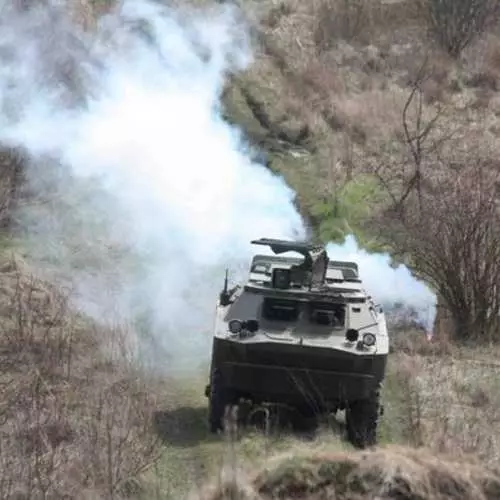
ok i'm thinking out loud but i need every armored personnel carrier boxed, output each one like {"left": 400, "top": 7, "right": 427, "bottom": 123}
{"left": 204, "top": 238, "right": 389, "bottom": 448}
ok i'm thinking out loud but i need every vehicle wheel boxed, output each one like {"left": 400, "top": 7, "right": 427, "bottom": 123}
{"left": 208, "top": 370, "right": 227, "bottom": 433}
{"left": 294, "top": 404, "right": 319, "bottom": 434}
{"left": 345, "top": 391, "right": 380, "bottom": 449}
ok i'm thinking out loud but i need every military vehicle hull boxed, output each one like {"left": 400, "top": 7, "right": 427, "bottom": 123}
{"left": 205, "top": 238, "right": 390, "bottom": 449}
{"left": 208, "top": 336, "right": 386, "bottom": 411}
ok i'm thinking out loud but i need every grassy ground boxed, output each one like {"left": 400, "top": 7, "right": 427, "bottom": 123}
{"left": 1, "top": 215, "right": 499, "bottom": 498}
{"left": 200, "top": 445, "right": 500, "bottom": 499}
{"left": 1, "top": 237, "right": 497, "bottom": 498}
{"left": 135, "top": 335, "right": 500, "bottom": 498}
{"left": 140, "top": 369, "right": 352, "bottom": 499}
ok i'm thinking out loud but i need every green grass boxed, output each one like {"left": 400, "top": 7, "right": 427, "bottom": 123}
{"left": 309, "top": 174, "right": 390, "bottom": 248}
{"left": 137, "top": 369, "right": 350, "bottom": 498}
{"left": 140, "top": 345, "right": 500, "bottom": 496}
{"left": 137, "top": 352, "right": 425, "bottom": 498}
{"left": 142, "top": 428, "right": 351, "bottom": 499}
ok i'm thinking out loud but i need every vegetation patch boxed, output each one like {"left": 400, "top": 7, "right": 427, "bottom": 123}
{"left": 201, "top": 445, "right": 500, "bottom": 499}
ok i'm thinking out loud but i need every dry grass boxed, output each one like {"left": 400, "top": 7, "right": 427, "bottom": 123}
{"left": 227, "top": 0, "right": 500, "bottom": 225}
{"left": 385, "top": 349, "right": 500, "bottom": 465}
{"left": 199, "top": 445, "right": 500, "bottom": 499}
{"left": 0, "top": 252, "right": 162, "bottom": 499}
{"left": 187, "top": 344, "right": 500, "bottom": 500}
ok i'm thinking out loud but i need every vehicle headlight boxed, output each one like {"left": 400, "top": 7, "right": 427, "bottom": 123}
{"left": 346, "top": 329, "right": 359, "bottom": 342}
{"left": 362, "top": 333, "right": 376, "bottom": 347}
{"left": 228, "top": 319, "right": 243, "bottom": 334}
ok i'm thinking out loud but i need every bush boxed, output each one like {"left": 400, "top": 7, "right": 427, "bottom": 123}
{"left": 417, "top": 0, "right": 500, "bottom": 57}
{"left": 313, "top": 0, "right": 373, "bottom": 50}
{"left": 0, "top": 256, "right": 161, "bottom": 497}
{"left": 380, "top": 161, "right": 500, "bottom": 344}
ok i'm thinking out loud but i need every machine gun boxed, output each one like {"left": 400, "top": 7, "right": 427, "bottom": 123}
{"left": 251, "top": 238, "right": 329, "bottom": 290}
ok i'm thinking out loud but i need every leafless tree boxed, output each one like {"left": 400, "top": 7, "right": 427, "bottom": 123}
{"left": 380, "top": 162, "right": 500, "bottom": 343}
{"left": 417, "top": 0, "right": 500, "bottom": 57}
{"left": 371, "top": 63, "right": 500, "bottom": 343}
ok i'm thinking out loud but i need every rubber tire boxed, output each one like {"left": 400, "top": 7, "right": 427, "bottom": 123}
{"left": 295, "top": 404, "right": 319, "bottom": 434}
{"left": 345, "top": 392, "right": 380, "bottom": 449}
{"left": 208, "top": 370, "right": 227, "bottom": 434}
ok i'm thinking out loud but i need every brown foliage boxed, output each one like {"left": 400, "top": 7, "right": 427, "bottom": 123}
{"left": 371, "top": 62, "right": 500, "bottom": 344}
{"left": 0, "top": 256, "right": 161, "bottom": 498}
{"left": 313, "top": 0, "right": 373, "bottom": 50}
{"left": 383, "top": 162, "right": 500, "bottom": 343}
{"left": 200, "top": 444, "right": 500, "bottom": 499}
{"left": 416, "top": 0, "right": 500, "bottom": 57}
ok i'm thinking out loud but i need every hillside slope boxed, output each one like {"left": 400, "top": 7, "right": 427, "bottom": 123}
{"left": 0, "top": 249, "right": 164, "bottom": 497}
{"left": 222, "top": 0, "right": 500, "bottom": 246}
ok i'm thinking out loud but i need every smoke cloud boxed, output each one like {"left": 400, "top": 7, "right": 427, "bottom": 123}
{"left": 0, "top": 0, "right": 435, "bottom": 374}
{"left": 0, "top": 0, "right": 305, "bottom": 372}
{"left": 327, "top": 236, "right": 436, "bottom": 332}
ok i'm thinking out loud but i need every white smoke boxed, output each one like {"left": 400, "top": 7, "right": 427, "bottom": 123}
{"left": 0, "top": 0, "right": 305, "bottom": 373}
{"left": 0, "top": 0, "right": 436, "bottom": 374}
{"left": 327, "top": 235, "right": 437, "bottom": 332}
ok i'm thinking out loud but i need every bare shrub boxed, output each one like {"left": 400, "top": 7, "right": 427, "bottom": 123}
{"left": 0, "top": 370, "right": 161, "bottom": 498}
{"left": 0, "top": 255, "right": 77, "bottom": 378}
{"left": 386, "top": 350, "right": 500, "bottom": 467}
{"left": 416, "top": 0, "right": 500, "bottom": 57}
{"left": 0, "top": 256, "right": 162, "bottom": 498}
{"left": 370, "top": 62, "right": 500, "bottom": 344}
{"left": 312, "top": 0, "right": 374, "bottom": 50}
{"left": 382, "top": 162, "right": 500, "bottom": 343}
{"left": 78, "top": 374, "right": 161, "bottom": 498}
